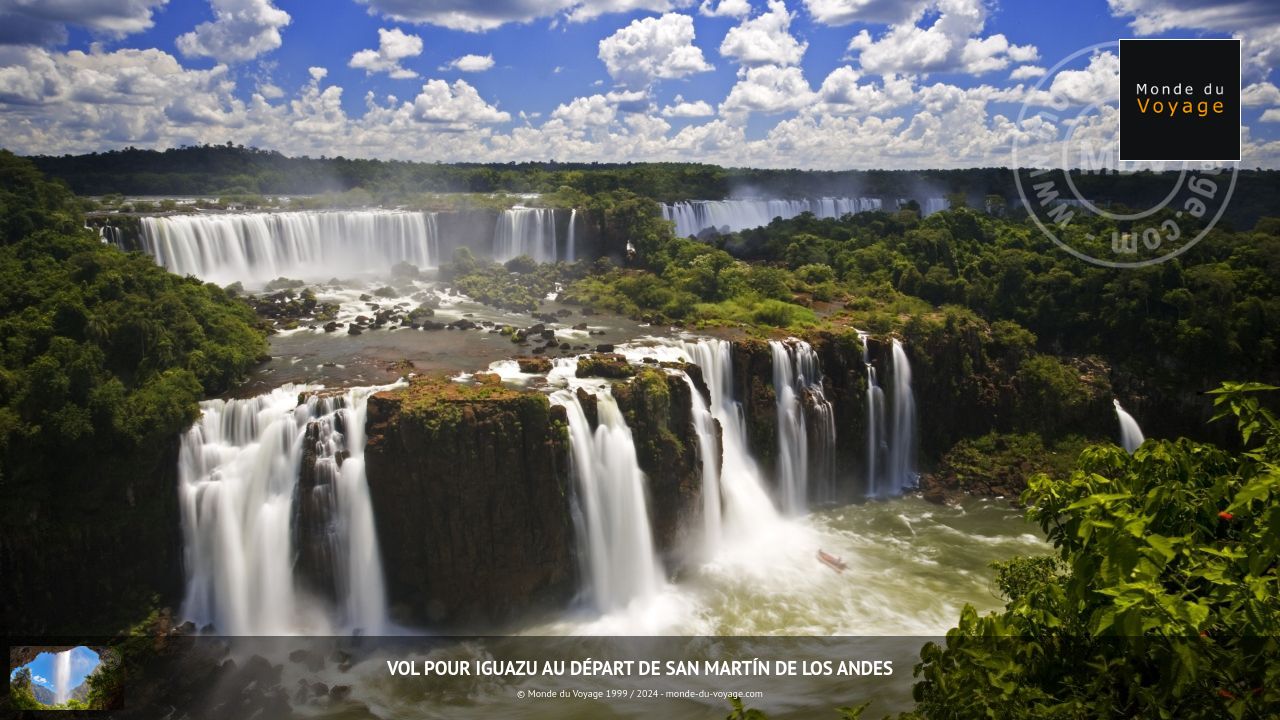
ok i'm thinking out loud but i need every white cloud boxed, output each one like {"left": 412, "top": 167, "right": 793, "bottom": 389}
{"left": 551, "top": 94, "right": 618, "bottom": 127}
{"left": 719, "top": 0, "right": 807, "bottom": 66}
{"left": 721, "top": 64, "right": 815, "bottom": 116}
{"left": 847, "top": 0, "right": 1037, "bottom": 76}
{"left": 1261, "top": 108, "right": 1280, "bottom": 122}
{"left": 699, "top": 0, "right": 751, "bottom": 18}
{"left": 816, "top": 66, "right": 914, "bottom": 114}
{"left": 258, "top": 81, "right": 284, "bottom": 98}
{"left": 176, "top": 0, "right": 291, "bottom": 63}
{"left": 308, "top": 66, "right": 327, "bottom": 82}
{"left": 598, "top": 13, "right": 712, "bottom": 88}
{"left": 411, "top": 78, "right": 510, "bottom": 126}
{"left": 354, "top": 0, "right": 693, "bottom": 32}
{"left": 800, "top": 0, "right": 927, "bottom": 25}
{"left": 0, "top": 0, "right": 169, "bottom": 45}
{"left": 662, "top": 95, "right": 715, "bottom": 116}
{"left": 441, "top": 53, "right": 495, "bottom": 72}
{"left": 32, "top": 674, "right": 50, "bottom": 686}
{"left": 1009, "top": 64, "right": 1045, "bottom": 80}
{"left": 1108, "top": 0, "right": 1280, "bottom": 80}
{"left": 349, "top": 27, "right": 423, "bottom": 79}
{"left": 1243, "top": 82, "right": 1280, "bottom": 107}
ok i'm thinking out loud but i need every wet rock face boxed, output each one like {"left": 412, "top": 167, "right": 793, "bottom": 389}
{"left": 730, "top": 339, "right": 779, "bottom": 483}
{"left": 363, "top": 378, "right": 575, "bottom": 628}
{"left": 610, "top": 368, "right": 710, "bottom": 566}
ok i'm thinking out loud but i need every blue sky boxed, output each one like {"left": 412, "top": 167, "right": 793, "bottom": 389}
{"left": 10, "top": 647, "right": 100, "bottom": 700}
{"left": 0, "top": 0, "right": 1276, "bottom": 168}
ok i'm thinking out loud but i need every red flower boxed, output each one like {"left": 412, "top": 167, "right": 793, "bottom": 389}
{"left": 1218, "top": 511, "right": 1234, "bottom": 521}
{"left": 1218, "top": 689, "right": 1235, "bottom": 700}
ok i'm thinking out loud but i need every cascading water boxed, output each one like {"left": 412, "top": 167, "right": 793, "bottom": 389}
{"left": 677, "top": 372, "right": 723, "bottom": 554}
{"left": 1114, "top": 399, "right": 1146, "bottom": 454}
{"left": 177, "top": 383, "right": 396, "bottom": 635}
{"left": 888, "top": 339, "right": 918, "bottom": 494}
{"left": 53, "top": 650, "right": 71, "bottom": 705}
{"left": 553, "top": 388, "right": 663, "bottom": 611}
{"left": 922, "top": 197, "right": 948, "bottom": 216}
{"left": 859, "top": 331, "right": 888, "bottom": 497}
{"left": 662, "top": 197, "right": 883, "bottom": 237}
{"left": 566, "top": 208, "right": 577, "bottom": 263}
{"left": 769, "top": 339, "right": 837, "bottom": 512}
{"left": 136, "top": 211, "right": 440, "bottom": 285}
{"left": 677, "top": 339, "right": 780, "bottom": 533}
{"left": 493, "top": 207, "right": 558, "bottom": 263}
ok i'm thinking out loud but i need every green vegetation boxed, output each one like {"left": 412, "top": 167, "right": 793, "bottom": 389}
{"left": 908, "top": 382, "right": 1280, "bottom": 719}
{"left": 0, "top": 151, "right": 268, "bottom": 634}
{"left": 728, "top": 383, "right": 1280, "bottom": 720}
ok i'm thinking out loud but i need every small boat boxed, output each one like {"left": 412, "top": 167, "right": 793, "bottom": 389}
{"left": 817, "top": 549, "right": 847, "bottom": 573}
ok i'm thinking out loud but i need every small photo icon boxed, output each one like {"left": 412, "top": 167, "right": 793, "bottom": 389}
{"left": 8, "top": 646, "right": 121, "bottom": 711}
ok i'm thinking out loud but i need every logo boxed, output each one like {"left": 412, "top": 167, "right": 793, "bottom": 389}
{"left": 1012, "top": 42, "right": 1239, "bottom": 268}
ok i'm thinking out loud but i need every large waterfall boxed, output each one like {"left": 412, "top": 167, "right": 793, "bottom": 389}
{"left": 177, "top": 383, "right": 395, "bottom": 635}
{"left": 554, "top": 388, "right": 664, "bottom": 611}
{"left": 859, "top": 334, "right": 917, "bottom": 497}
{"left": 769, "top": 339, "right": 837, "bottom": 512}
{"left": 566, "top": 208, "right": 578, "bottom": 262}
{"left": 1114, "top": 399, "right": 1146, "bottom": 454}
{"left": 53, "top": 650, "right": 71, "bottom": 705}
{"left": 494, "top": 207, "right": 558, "bottom": 263}
{"left": 662, "top": 197, "right": 883, "bottom": 237}
{"left": 888, "top": 339, "right": 918, "bottom": 493}
{"left": 677, "top": 339, "right": 781, "bottom": 536}
{"left": 137, "top": 211, "right": 440, "bottom": 285}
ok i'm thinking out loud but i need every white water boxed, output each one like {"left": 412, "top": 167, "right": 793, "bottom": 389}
{"left": 679, "top": 372, "right": 723, "bottom": 555}
{"left": 177, "top": 383, "right": 397, "bottom": 635}
{"left": 888, "top": 339, "right": 918, "bottom": 494}
{"left": 137, "top": 211, "right": 440, "bottom": 285}
{"left": 922, "top": 198, "right": 948, "bottom": 216}
{"left": 1114, "top": 399, "right": 1146, "bottom": 454}
{"left": 494, "top": 206, "right": 558, "bottom": 263}
{"left": 53, "top": 650, "right": 71, "bottom": 705}
{"left": 566, "top": 208, "right": 577, "bottom": 262}
{"left": 769, "top": 340, "right": 837, "bottom": 512}
{"left": 676, "top": 339, "right": 782, "bottom": 537}
{"left": 553, "top": 388, "right": 664, "bottom": 612}
{"left": 859, "top": 332, "right": 886, "bottom": 497}
{"left": 662, "top": 197, "right": 883, "bottom": 237}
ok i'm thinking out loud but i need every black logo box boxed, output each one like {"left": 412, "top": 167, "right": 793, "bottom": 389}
{"left": 1119, "top": 38, "right": 1241, "bottom": 162}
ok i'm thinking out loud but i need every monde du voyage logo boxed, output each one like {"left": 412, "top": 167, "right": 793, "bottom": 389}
{"left": 1013, "top": 39, "right": 1241, "bottom": 268}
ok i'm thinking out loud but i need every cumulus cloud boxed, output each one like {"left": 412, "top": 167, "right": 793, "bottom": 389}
{"left": 598, "top": 13, "right": 712, "bottom": 88}
{"left": 32, "top": 674, "right": 50, "bottom": 686}
{"left": 176, "top": 0, "right": 290, "bottom": 63}
{"left": 847, "top": 0, "right": 1037, "bottom": 76}
{"left": 354, "top": 0, "right": 693, "bottom": 32}
{"left": 719, "top": 0, "right": 807, "bottom": 66}
{"left": 1243, "top": 82, "right": 1280, "bottom": 107}
{"left": 1009, "top": 64, "right": 1045, "bottom": 80}
{"left": 410, "top": 78, "right": 510, "bottom": 126}
{"left": 800, "top": 0, "right": 927, "bottom": 25}
{"left": 721, "top": 64, "right": 815, "bottom": 116}
{"left": 1261, "top": 108, "right": 1280, "bottom": 122}
{"left": 662, "top": 95, "right": 715, "bottom": 116}
{"left": 699, "top": 0, "right": 751, "bottom": 18}
{"left": 441, "top": 53, "right": 495, "bottom": 72}
{"left": 349, "top": 27, "right": 423, "bottom": 79}
{"left": 1108, "top": 0, "right": 1280, "bottom": 80}
{"left": 0, "top": 0, "right": 168, "bottom": 45}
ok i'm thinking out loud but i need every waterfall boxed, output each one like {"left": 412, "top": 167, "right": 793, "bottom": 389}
{"left": 565, "top": 207, "right": 576, "bottom": 260}
{"left": 677, "top": 372, "right": 723, "bottom": 554}
{"left": 136, "top": 210, "right": 440, "bottom": 285}
{"left": 678, "top": 339, "right": 780, "bottom": 533}
{"left": 661, "top": 197, "right": 883, "bottom": 237}
{"left": 177, "top": 383, "right": 396, "bottom": 635}
{"left": 888, "top": 339, "right": 918, "bottom": 494}
{"left": 53, "top": 650, "right": 71, "bottom": 705}
{"left": 493, "top": 207, "right": 558, "bottom": 263}
{"left": 769, "top": 340, "right": 837, "bottom": 512}
{"left": 1114, "top": 399, "right": 1146, "bottom": 454}
{"left": 554, "top": 388, "right": 663, "bottom": 611}
{"left": 922, "top": 197, "right": 948, "bottom": 216}
{"left": 859, "top": 331, "right": 887, "bottom": 497}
